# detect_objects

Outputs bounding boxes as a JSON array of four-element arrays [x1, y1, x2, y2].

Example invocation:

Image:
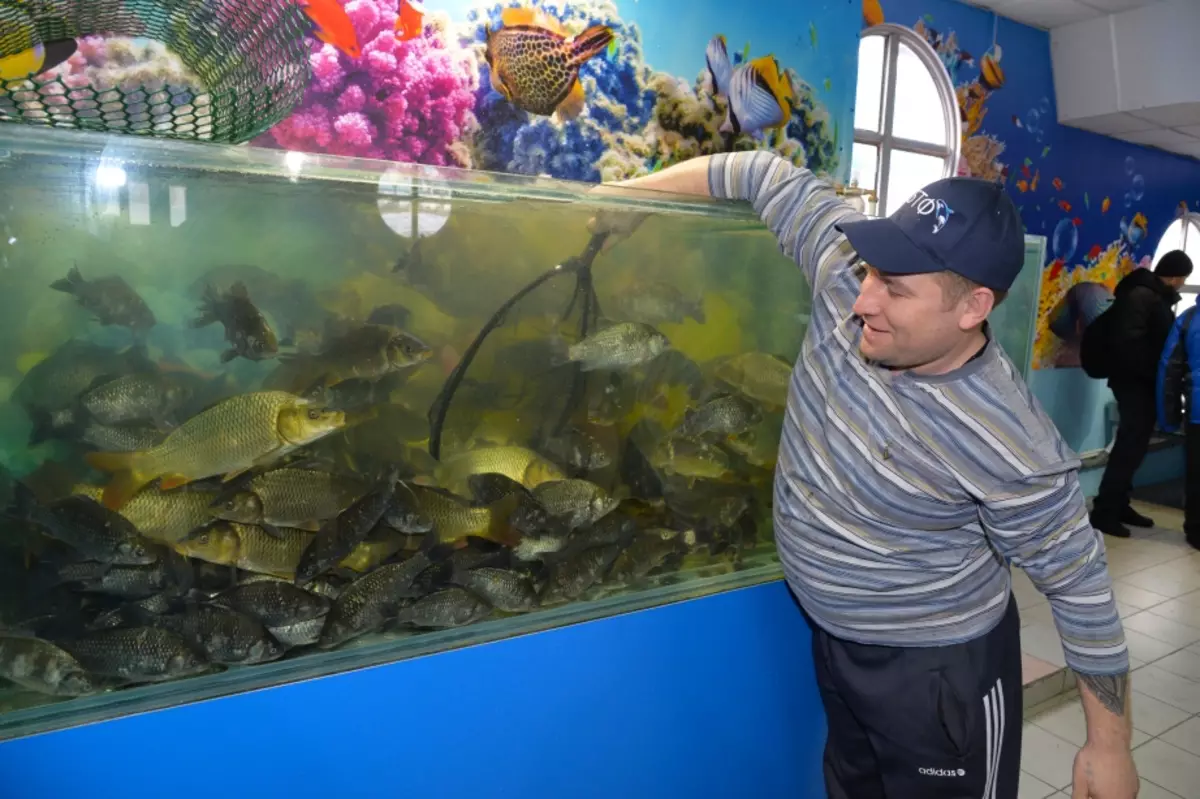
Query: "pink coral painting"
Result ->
[[258, 0, 478, 167]]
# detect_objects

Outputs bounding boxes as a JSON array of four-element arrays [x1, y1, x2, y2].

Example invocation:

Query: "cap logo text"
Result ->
[[905, 189, 955, 235]]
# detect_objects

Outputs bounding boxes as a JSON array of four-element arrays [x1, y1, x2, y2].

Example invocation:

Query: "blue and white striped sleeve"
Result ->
[[707, 152, 861, 298], [978, 469, 1129, 676]]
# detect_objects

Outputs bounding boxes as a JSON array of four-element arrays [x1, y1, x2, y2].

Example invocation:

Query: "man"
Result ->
[[1091, 250, 1191, 538], [1156, 282, 1200, 551], [591, 152, 1136, 798]]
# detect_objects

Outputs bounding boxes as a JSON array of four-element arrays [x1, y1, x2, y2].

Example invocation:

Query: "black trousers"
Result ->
[[1186, 423, 1200, 544], [1093, 382, 1158, 519], [809, 596, 1023, 799]]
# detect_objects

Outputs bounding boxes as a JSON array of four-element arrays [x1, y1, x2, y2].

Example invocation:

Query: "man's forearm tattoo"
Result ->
[[1076, 671, 1129, 717]]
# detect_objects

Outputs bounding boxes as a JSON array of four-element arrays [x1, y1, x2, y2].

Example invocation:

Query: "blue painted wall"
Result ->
[[873, 0, 1200, 484], [0, 581, 827, 799]]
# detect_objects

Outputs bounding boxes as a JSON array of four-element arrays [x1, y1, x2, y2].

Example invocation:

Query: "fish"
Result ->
[[383, 483, 435, 534], [448, 566, 538, 613], [77, 373, 193, 428], [294, 469, 398, 586], [208, 467, 366, 533], [394, 0, 425, 40], [152, 606, 284, 666], [1052, 177, 1064, 191], [979, 49, 1004, 91], [211, 580, 331, 628], [539, 544, 621, 605], [722, 419, 781, 470], [59, 627, 210, 684], [808, 22, 818, 50], [336, 527, 407, 573], [0, 634, 100, 696], [191, 282, 278, 363], [706, 36, 794, 138], [84, 392, 346, 510], [1058, 200, 1072, 213], [609, 281, 706, 325], [484, 7, 614, 119], [608, 529, 693, 583], [650, 436, 735, 482], [275, 325, 432, 391], [531, 479, 619, 530], [394, 587, 491, 629], [410, 484, 521, 547], [1015, 180, 1028, 193], [1102, 196, 1112, 214], [74, 483, 219, 545], [269, 617, 326, 648], [298, 0, 362, 59], [9, 486, 158, 566], [14, 340, 153, 415], [54, 560, 180, 600], [713, 351, 792, 408], [436, 446, 565, 495], [1087, 244, 1103, 261], [174, 522, 313, 580], [539, 426, 612, 472], [317, 539, 444, 648], [674, 394, 763, 438], [553, 322, 670, 372], [50, 265, 156, 332], [0, 39, 77, 81]]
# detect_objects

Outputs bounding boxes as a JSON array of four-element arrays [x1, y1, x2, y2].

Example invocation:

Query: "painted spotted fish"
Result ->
[[485, 7, 614, 119]]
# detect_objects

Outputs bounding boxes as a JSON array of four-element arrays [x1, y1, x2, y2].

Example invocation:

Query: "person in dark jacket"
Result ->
[[1092, 250, 1192, 537], [1157, 299, 1200, 550]]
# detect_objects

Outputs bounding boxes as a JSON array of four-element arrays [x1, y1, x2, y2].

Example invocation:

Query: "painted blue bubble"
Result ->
[[1131, 174, 1145, 201], [1125, 156, 1136, 176], [1125, 192, 1133, 208], [1052, 218, 1078, 263], [1025, 108, 1040, 132]]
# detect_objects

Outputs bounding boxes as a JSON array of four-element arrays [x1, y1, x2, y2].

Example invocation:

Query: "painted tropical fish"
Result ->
[[863, 0, 884, 27], [0, 38, 75, 81], [484, 7, 614, 119], [394, 0, 425, 41], [298, 0, 361, 59], [705, 35, 794, 141]]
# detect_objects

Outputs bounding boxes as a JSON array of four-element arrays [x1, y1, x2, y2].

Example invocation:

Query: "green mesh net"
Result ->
[[0, 0, 315, 144]]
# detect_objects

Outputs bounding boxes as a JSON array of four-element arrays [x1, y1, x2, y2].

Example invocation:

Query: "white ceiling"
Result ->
[[960, 0, 1162, 31]]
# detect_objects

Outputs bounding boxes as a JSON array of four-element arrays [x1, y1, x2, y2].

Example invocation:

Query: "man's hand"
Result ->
[[1071, 741, 1138, 798]]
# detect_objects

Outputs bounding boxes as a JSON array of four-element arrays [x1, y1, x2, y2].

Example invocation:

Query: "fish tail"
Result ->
[[483, 495, 522, 547], [190, 284, 219, 328], [567, 25, 614, 67], [706, 34, 733, 96], [49, 264, 84, 295], [84, 451, 150, 510]]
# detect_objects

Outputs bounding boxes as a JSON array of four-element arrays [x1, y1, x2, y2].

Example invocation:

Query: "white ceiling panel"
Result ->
[[1069, 112, 1160, 135], [1128, 103, 1200, 128], [1176, 125, 1200, 138], [963, 0, 1162, 29], [1115, 127, 1200, 147], [1083, 0, 1163, 11], [1161, 140, 1200, 158]]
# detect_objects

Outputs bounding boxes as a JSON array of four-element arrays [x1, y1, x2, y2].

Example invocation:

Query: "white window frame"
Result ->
[[1156, 213, 1200, 306], [853, 23, 961, 217]]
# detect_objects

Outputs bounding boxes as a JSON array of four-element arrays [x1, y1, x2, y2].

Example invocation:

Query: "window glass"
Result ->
[[884, 150, 946, 217], [854, 36, 885, 134], [891, 42, 947, 147]]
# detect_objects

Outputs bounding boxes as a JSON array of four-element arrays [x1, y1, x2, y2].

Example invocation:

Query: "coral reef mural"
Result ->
[[876, 1, 1200, 370], [249, 0, 855, 183]]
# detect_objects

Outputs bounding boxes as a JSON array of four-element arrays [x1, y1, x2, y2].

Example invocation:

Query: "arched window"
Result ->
[[850, 24, 961, 218], [1154, 214, 1200, 315]]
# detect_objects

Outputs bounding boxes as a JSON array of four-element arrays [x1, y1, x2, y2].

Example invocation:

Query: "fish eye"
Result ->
[[198, 533, 210, 545], [307, 409, 321, 420]]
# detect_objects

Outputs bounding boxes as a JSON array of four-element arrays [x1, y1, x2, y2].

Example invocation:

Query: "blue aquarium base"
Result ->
[[0, 581, 828, 799]]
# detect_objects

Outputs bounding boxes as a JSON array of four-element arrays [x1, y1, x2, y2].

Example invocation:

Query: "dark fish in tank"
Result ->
[[58, 626, 210, 683], [539, 425, 612, 471], [76, 422, 165, 453], [484, 7, 614, 119], [551, 322, 670, 372], [51, 557, 185, 600], [174, 521, 313, 580], [447, 566, 538, 613], [50, 265, 156, 332], [608, 529, 694, 583], [0, 633, 101, 696], [78, 373, 194, 429], [673, 394, 762, 439], [294, 468, 399, 586], [13, 339, 154, 414], [539, 543, 621, 605], [151, 605, 284, 666], [366, 303, 412, 330], [712, 351, 792, 408], [279, 324, 433, 388], [211, 580, 331, 628], [531, 479, 619, 530], [208, 466, 366, 534], [609, 281, 706, 325], [8, 486, 158, 566], [191, 281, 279, 363], [394, 586, 491, 629], [72, 482, 219, 545]]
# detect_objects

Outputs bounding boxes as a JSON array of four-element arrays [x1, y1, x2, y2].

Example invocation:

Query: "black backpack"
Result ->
[[1079, 306, 1116, 379]]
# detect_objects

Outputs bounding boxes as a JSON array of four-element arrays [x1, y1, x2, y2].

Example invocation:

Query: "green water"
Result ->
[[0, 126, 1040, 740]]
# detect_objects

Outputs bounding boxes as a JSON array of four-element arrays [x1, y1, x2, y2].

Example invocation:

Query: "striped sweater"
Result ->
[[709, 151, 1128, 676]]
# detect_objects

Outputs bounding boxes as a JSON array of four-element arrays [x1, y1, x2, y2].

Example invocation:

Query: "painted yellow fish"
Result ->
[[484, 6, 614, 119], [0, 38, 76, 82]]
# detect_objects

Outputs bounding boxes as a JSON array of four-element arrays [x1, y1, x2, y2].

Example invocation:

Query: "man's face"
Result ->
[[851, 264, 994, 373], [1163, 275, 1187, 291]]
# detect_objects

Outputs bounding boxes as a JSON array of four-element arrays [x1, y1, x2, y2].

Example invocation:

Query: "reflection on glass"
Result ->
[[850, 143, 879, 193], [378, 166, 452, 238], [854, 36, 885, 134], [891, 43, 946, 147], [884, 150, 947, 217], [1152, 219, 1200, 289]]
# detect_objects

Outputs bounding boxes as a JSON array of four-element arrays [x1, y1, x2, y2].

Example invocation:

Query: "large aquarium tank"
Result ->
[[0, 125, 1041, 740]]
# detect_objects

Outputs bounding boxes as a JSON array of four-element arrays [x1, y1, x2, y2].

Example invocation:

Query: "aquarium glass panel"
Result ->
[[0, 127, 1045, 741], [854, 35, 885, 135], [891, 42, 947, 148]]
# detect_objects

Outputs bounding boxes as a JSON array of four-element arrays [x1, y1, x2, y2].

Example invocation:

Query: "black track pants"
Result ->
[[809, 595, 1023, 799]]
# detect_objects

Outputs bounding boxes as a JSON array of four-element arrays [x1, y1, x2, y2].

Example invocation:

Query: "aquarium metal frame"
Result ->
[[852, 23, 962, 217], [0, 126, 765, 223], [0, 562, 782, 742]]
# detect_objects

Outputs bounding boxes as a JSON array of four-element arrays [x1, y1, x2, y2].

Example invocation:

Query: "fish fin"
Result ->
[[190, 284, 219, 328], [293, 520, 322, 532], [84, 451, 149, 510], [219, 348, 240, 364], [706, 34, 733, 95], [566, 24, 613, 68], [49, 264, 84, 294], [555, 80, 586, 120], [40, 39, 77, 74], [546, 334, 571, 368], [260, 523, 285, 540], [220, 468, 250, 484], [157, 474, 191, 491]]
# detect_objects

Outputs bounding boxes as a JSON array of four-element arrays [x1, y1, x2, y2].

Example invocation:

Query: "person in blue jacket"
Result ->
[[1157, 290, 1200, 551]]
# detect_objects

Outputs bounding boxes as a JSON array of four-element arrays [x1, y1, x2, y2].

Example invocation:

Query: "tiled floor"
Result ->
[[1019, 501, 1200, 798]]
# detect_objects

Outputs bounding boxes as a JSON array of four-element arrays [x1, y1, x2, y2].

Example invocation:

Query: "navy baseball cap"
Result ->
[[835, 177, 1025, 292]]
